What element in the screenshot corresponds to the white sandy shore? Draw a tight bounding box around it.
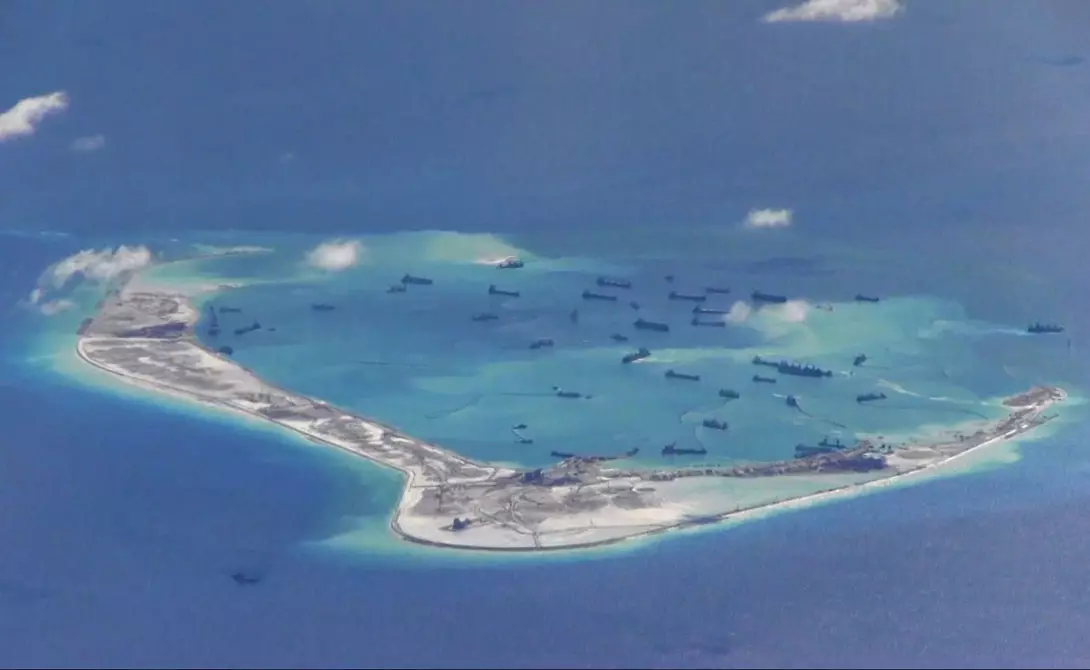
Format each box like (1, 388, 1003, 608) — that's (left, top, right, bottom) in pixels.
(68, 267, 1068, 553)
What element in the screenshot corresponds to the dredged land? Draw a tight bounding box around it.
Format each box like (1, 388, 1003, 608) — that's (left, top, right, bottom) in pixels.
(73, 277, 1066, 551)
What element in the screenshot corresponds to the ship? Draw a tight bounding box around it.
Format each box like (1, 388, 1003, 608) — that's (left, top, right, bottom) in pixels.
(529, 338, 555, 350)
(401, 274, 434, 286)
(386, 283, 406, 294)
(629, 301, 641, 310)
(230, 572, 262, 586)
(569, 309, 579, 323)
(1027, 322, 1065, 334)
(596, 276, 632, 289)
(471, 312, 499, 322)
(634, 318, 669, 332)
(497, 257, 524, 269)
(776, 361, 832, 378)
(819, 436, 845, 449)
(856, 391, 887, 403)
(753, 374, 777, 384)
(785, 395, 799, 408)
(582, 290, 618, 302)
(701, 418, 728, 431)
(662, 442, 708, 456)
(705, 286, 731, 295)
(751, 290, 788, 304)
(794, 443, 841, 458)
(693, 306, 729, 315)
(311, 303, 336, 311)
(622, 347, 651, 364)
(855, 294, 880, 303)
(206, 306, 220, 337)
(752, 355, 779, 368)
(234, 321, 261, 336)
(610, 333, 630, 342)
(218, 306, 242, 314)
(718, 388, 740, 399)
(853, 354, 867, 367)
(553, 386, 588, 399)
(665, 369, 700, 381)
(488, 284, 520, 298)
(669, 290, 707, 303)
(217, 345, 234, 356)
(664, 274, 675, 283)
(691, 317, 726, 328)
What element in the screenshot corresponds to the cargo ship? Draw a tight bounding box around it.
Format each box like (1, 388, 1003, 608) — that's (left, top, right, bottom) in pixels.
(234, 321, 261, 336)
(1027, 322, 1064, 334)
(693, 306, 729, 315)
(622, 347, 651, 364)
(753, 374, 777, 384)
(856, 391, 887, 403)
(718, 388, 740, 399)
(610, 333, 630, 342)
(471, 312, 498, 322)
(751, 290, 788, 304)
(705, 286, 731, 295)
(582, 290, 618, 302)
(401, 274, 433, 286)
(634, 318, 669, 332)
(669, 290, 707, 303)
(597, 277, 632, 289)
(853, 354, 867, 367)
(752, 355, 779, 368)
(497, 257, 524, 269)
(701, 418, 728, 431)
(691, 317, 726, 328)
(488, 284, 520, 298)
(529, 338, 554, 350)
(855, 294, 880, 303)
(665, 369, 700, 381)
(777, 361, 832, 378)
(662, 442, 708, 456)
(311, 303, 336, 311)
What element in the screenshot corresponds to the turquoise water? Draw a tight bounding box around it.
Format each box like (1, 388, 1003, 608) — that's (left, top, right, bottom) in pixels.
(120, 229, 1070, 480)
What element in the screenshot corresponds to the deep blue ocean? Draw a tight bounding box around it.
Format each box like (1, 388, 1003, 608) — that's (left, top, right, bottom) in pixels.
(5, 1, 1090, 668)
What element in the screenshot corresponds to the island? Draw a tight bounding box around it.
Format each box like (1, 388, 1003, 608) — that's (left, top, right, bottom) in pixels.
(73, 274, 1066, 552)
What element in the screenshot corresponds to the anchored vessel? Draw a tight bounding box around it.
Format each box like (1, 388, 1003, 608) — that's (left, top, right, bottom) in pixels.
(634, 318, 669, 332)
(691, 317, 725, 328)
(665, 369, 700, 381)
(471, 312, 498, 322)
(610, 333, 630, 343)
(701, 418, 728, 431)
(582, 290, 618, 302)
(718, 388, 740, 400)
(856, 391, 887, 403)
(705, 287, 731, 295)
(855, 294, 880, 303)
(311, 303, 336, 311)
(529, 338, 555, 350)
(753, 374, 777, 384)
(1027, 322, 1065, 334)
(401, 274, 434, 286)
(669, 291, 707, 303)
(488, 284, 520, 298)
(596, 277, 632, 289)
(751, 290, 788, 304)
(662, 442, 708, 457)
(693, 306, 729, 316)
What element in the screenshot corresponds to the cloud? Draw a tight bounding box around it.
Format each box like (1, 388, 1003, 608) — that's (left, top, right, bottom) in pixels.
(46, 245, 153, 289)
(725, 301, 753, 324)
(761, 299, 811, 323)
(70, 134, 106, 152)
(762, 0, 904, 23)
(305, 239, 364, 271)
(38, 299, 75, 315)
(0, 91, 69, 143)
(743, 208, 793, 229)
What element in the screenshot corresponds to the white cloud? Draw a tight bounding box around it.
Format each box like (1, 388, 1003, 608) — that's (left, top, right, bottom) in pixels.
(39, 299, 75, 316)
(47, 245, 152, 289)
(725, 301, 753, 324)
(763, 0, 904, 23)
(305, 239, 364, 271)
(0, 91, 69, 143)
(743, 208, 793, 229)
(761, 299, 811, 323)
(70, 134, 106, 152)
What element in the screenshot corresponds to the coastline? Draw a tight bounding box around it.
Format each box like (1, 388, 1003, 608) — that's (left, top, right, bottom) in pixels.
(69, 268, 1067, 553)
